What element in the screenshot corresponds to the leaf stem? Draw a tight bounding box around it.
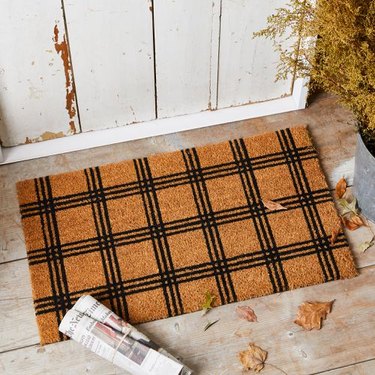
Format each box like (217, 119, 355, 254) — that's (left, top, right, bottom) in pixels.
(204, 319, 220, 332)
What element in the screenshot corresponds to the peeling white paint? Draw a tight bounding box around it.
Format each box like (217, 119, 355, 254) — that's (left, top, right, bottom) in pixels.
(0, 0, 79, 146)
(63, 0, 155, 131)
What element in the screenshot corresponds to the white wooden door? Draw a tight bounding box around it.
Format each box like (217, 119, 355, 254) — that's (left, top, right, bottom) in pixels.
(0, 0, 303, 151)
(153, 0, 221, 118)
(0, 0, 79, 146)
(63, 0, 156, 132)
(217, 0, 293, 108)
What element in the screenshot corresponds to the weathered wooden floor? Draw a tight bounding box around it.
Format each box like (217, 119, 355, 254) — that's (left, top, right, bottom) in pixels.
(1, 93, 374, 374)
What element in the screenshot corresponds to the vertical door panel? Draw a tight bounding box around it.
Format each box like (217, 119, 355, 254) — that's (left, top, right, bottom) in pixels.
(64, 0, 155, 132)
(0, 0, 79, 147)
(218, 0, 293, 109)
(154, 0, 220, 118)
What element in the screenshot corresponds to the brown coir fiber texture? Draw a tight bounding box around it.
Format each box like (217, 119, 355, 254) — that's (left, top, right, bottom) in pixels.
(17, 126, 357, 345)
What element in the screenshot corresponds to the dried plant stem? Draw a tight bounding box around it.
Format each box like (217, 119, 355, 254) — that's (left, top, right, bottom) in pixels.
(253, 0, 375, 141)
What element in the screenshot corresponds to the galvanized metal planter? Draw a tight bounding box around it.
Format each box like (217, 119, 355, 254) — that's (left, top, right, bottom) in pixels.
(353, 133, 375, 222)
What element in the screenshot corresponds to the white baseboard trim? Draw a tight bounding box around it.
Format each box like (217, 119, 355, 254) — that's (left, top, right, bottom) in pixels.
(0, 78, 308, 165)
(292, 77, 309, 110)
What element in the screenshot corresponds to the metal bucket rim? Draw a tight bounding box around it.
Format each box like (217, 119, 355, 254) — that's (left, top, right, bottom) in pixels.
(357, 132, 375, 163)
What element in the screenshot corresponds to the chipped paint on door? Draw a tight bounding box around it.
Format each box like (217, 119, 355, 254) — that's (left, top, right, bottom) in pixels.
(0, 0, 80, 147)
(53, 25, 77, 132)
(63, 0, 155, 132)
(25, 131, 65, 144)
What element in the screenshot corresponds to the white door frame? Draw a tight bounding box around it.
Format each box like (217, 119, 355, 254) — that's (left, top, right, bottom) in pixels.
(0, 78, 309, 165)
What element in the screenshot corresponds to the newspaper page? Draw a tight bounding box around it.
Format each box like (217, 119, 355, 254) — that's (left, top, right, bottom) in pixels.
(74, 295, 158, 349)
(59, 309, 184, 375)
(73, 295, 193, 375)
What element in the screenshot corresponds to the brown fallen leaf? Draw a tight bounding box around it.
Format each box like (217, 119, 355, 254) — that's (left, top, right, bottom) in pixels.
(236, 305, 258, 322)
(330, 224, 342, 246)
(343, 215, 366, 231)
(262, 200, 287, 211)
(294, 300, 334, 330)
(239, 343, 268, 373)
(335, 177, 347, 198)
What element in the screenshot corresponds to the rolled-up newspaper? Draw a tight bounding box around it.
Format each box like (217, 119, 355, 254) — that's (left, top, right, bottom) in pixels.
(59, 296, 193, 375)
(74, 295, 191, 370)
(59, 309, 183, 375)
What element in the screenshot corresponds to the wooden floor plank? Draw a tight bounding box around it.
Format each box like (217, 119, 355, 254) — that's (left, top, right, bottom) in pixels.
(1, 266, 374, 374)
(0, 299, 37, 354)
(315, 359, 375, 375)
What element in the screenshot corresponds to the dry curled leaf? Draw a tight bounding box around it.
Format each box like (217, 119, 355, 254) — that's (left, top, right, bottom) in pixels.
(201, 291, 215, 316)
(330, 224, 342, 246)
(236, 305, 258, 322)
(239, 343, 268, 373)
(335, 177, 347, 198)
(262, 200, 287, 211)
(294, 300, 334, 330)
(338, 198, 358, 216)
(359, 237, 375, 253)
(343, 215, 366, 231)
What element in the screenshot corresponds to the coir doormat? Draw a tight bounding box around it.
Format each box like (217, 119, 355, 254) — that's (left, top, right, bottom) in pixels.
(17, 126, 357, 344)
